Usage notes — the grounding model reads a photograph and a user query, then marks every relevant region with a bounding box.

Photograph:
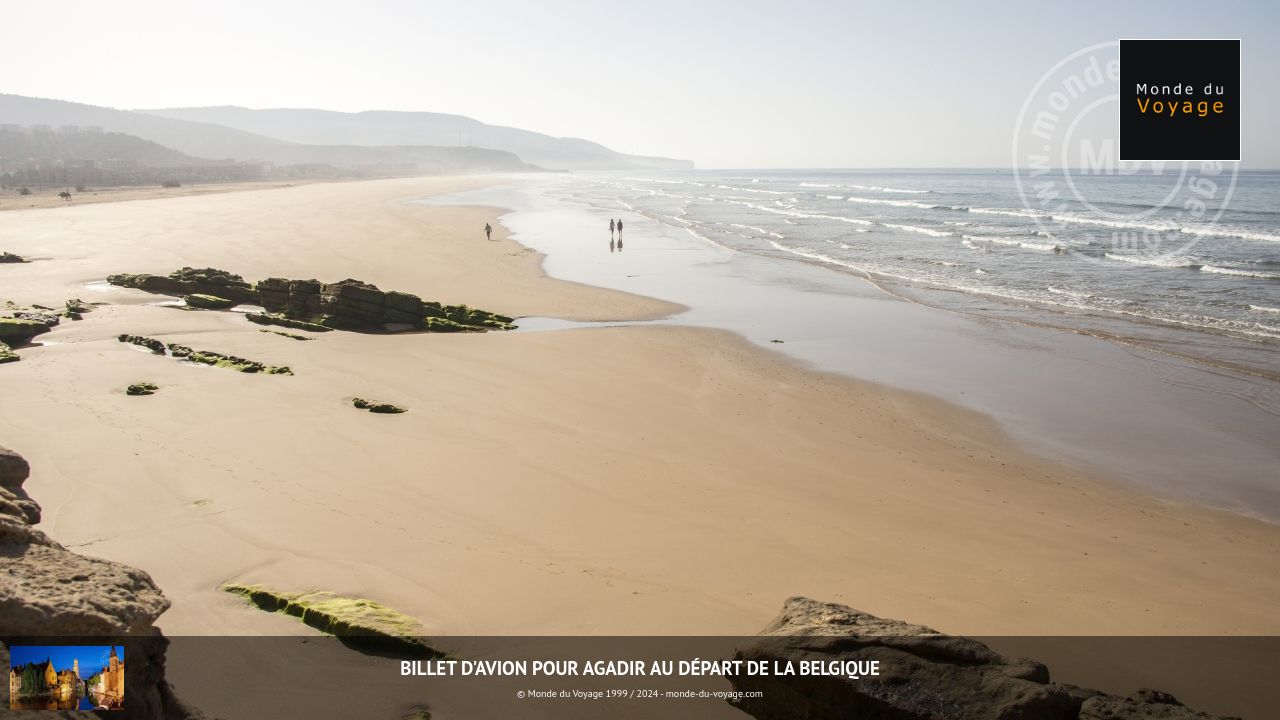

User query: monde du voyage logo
[1121,39,1241,161]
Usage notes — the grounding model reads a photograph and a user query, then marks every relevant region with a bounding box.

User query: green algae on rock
[0,341,17,364]
[245,312,333,333]
[222,583,441,657]
[0,251,27,263]
[353,397,408,414]
[183,293,238,310]
[166,343,292,375]
[126,382,159,396]
[0,317,51,346]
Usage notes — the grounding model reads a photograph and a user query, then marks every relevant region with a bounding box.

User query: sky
[2,0,1277,168]
[10,645,118,677]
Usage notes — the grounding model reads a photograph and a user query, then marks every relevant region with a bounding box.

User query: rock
[183,293,238,310]
[245,311,333,333]
[0,340,17,364]
[353,397,408,414]
[108,266,258,304]
[0,486,40,524]
[65,297,92,314]
[119,333,168,354]
[127,382,160,396]
[0,317,51,346]
[166,343,292,375]
[0,444,207,719]
[1079,691,1239,719]
[0,250,27,263]
[11,310,60,327]
[222,583,441,657]
[728,598,1237,720]
[259,328,313,341]
[0,515,170,636]
[111,266,515,333]
[0,443,31,489]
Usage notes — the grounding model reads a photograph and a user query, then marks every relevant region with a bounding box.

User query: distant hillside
[0,94,536,173]
[0,128,201,165]
[137,106,694,171]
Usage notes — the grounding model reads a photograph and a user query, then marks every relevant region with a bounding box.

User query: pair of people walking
[609,218,624,238]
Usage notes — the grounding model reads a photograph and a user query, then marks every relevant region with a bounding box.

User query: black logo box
[1120,39,1240,161]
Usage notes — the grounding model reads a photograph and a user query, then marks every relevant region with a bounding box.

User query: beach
[2,173,1279,647]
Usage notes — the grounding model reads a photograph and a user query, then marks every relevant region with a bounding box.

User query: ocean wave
[1201,265,1280,279]
[730,200,874,225]
[964,235,1063,252]
[943,221,974,226]
[1249,305,1280,314]
[1104,253,1200,268]
[724,222,784,239]
[846,196,939,209]
[960,206,1280,244]
[883,223,952,237]
[824,195,845,200]
[850,184,930,194]
[799,182,835,188]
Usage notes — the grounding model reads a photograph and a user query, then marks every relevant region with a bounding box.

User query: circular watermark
[1012,41,1238,263]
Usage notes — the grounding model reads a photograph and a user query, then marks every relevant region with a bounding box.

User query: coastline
[1,174,1278,640]
[438,175,1280,523]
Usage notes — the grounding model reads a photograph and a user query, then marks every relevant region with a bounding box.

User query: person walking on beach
[484,222,493,240]
[609,218,615,238]
[616,218,624,238]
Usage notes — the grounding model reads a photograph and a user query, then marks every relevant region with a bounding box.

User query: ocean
[556,169,1280,383]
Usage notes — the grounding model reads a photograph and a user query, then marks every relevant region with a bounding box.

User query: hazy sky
[3,0,1277,167]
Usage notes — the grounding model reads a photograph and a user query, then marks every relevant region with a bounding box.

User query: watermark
[1011,41,1238,263]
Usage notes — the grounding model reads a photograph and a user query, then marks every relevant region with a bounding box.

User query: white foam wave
[1201,265,1280,279]
[883,223,952,237]
[850,184,930,194]
[1104,253,1199,268]
[1249,305,1280,314]
[846,196,938,209]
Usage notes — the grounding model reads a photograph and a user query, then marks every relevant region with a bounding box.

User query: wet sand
[0,174,1277,642]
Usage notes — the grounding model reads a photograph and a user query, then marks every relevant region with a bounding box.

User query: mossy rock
[166,343,292,375]
[259,329,312,341]
[184,293,238,310]
[222,583,441,657]
[0,317,51,345]
[118,333,167,354]
[0,251,27,264]
[126,382,159,396]
[0,341,17,364]
[245,312,333,333]
[353,397,407,414]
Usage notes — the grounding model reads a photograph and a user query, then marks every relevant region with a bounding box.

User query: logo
[1012,41,1239,264]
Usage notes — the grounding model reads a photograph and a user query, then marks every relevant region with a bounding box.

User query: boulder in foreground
[728,597,1239,720]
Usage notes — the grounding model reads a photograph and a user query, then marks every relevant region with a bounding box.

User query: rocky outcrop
[257,276,514,332]
[353,397,408,414]
[0,250,27,263]
[0,340,17,363]
[728,597,1239,720]
[107,267,258,305]
[107,266,515,333]
[167,343,292,375]
[119,333,168,354]
[0,317,51,346]
[0,444,207,719]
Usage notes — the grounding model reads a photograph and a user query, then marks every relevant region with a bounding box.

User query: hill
[0,94,536,174]
[137,105,693,171]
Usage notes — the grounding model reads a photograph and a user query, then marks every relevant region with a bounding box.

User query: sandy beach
[2,174,1278,643]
